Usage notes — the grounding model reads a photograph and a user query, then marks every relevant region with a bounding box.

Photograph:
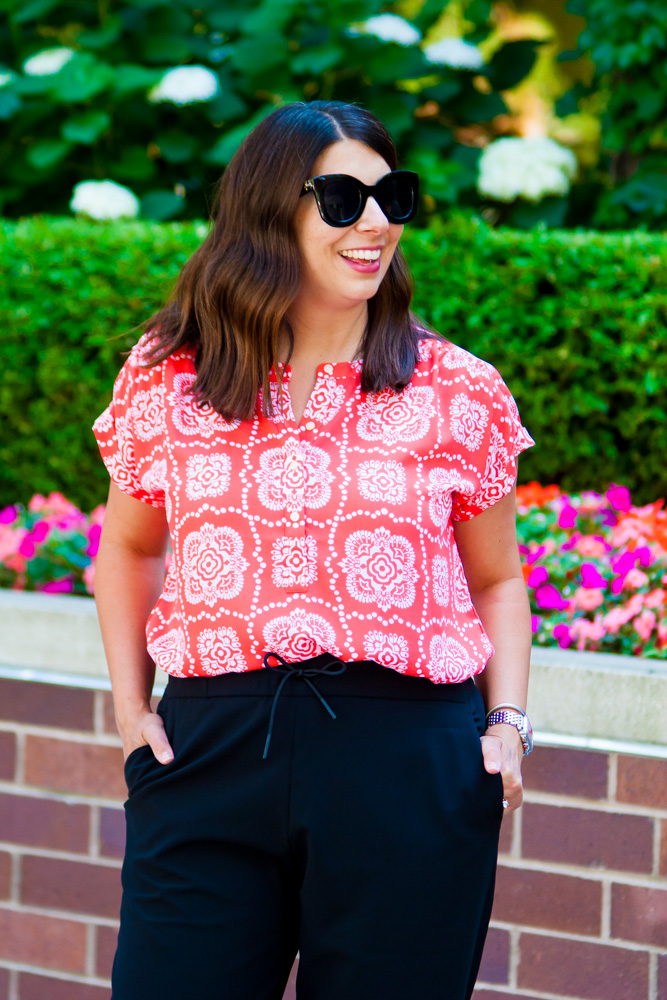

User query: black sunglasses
[301,170,419,227]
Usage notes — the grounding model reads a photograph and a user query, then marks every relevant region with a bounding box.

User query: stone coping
[1,588,665,748]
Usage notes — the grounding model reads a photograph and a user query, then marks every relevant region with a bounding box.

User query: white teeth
[340,249,381,261]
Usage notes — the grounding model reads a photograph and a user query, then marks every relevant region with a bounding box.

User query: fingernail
[488,762,500,772]
[159,752,173,764]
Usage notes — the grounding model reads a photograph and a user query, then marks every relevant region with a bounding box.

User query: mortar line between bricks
[0,721,122,747]
[14,730,24,785]
[89,803,100,859]
[85,921,96,979]
[512,801,522,860]
[0,960,110,989]
[652,816,662,877]
[474,984,595,1000]
[508,924,520,989]
[8,967,18,1000]
[0,782,126,808]
[0,841,123,866]
[488,919,667,954]
[608,751,618,800]
[497,856,667,886]
[9,850,20,904]
[649,950,657,1000]
[523,790,667,818]
[600,878,611,939]
[0,899,121,927]
[93,689,106,736]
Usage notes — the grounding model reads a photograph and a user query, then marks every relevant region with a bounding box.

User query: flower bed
[1,486,666,657]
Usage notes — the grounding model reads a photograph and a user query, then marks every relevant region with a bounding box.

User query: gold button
[305,421,315,431]
[290,511,300,521]
[323,364,333,374]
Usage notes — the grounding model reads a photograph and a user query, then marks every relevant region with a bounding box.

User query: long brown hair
[141,100,432,420]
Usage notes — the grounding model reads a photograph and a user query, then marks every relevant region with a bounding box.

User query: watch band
[485,708,533,756]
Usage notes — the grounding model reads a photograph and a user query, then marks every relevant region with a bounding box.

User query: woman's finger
[480,733,523,811]
[143,715,174,764]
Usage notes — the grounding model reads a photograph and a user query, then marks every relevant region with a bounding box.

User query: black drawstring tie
[262,652,347,759]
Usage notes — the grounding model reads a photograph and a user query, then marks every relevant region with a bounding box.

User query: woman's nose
[357,196,389,232]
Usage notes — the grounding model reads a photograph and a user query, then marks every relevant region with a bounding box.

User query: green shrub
[1,215,665,510]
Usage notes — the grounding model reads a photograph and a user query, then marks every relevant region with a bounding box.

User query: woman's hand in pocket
[480,723,524,812]
[119,708,174,765]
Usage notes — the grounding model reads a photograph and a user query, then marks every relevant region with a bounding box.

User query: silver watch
[485,708,533,756]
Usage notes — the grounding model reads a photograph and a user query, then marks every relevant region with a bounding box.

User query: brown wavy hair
[141,100,433,421]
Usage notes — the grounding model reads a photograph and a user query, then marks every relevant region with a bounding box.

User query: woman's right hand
[119,709,174,764]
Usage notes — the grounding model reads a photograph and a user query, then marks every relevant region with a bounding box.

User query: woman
[93,100,534,1000]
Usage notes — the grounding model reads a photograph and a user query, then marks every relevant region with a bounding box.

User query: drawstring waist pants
[112,656,504,1000]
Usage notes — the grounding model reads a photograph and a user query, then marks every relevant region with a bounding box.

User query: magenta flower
[31,520,50,543]
[553,623,573,648]
[535,584,570,611]
[86,523,102,558]
[580,562,606,589]
[558,503,577,529]
[0,505,17,525]
[41,578,74,594]
[18,537,36,559]
[531,615,542,634]
[606,484,632,512]
[527,566,548,588]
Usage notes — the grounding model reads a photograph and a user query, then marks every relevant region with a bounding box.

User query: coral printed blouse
[93,334,534,683]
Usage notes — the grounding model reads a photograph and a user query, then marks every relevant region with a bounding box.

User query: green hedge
[1,215,665,511]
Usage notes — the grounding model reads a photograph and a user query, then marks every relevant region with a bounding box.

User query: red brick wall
[0,674,665,1000]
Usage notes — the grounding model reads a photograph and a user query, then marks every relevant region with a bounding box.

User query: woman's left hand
[481,723,524,813]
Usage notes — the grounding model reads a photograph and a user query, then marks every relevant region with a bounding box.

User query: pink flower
[18,537,35,559]
[572,618,606,650]
[602,607,629,633]
[576,535,609,559]
[89,504,106,526]
[580,562,606,589]
[645,589,666,609]
[527,566,548,588]
[575,587,605,611]
[535,584,570,611]
[633,609,656,642]
[624,567,649,590]
[558,502,577,529]
[606,484,632,512]
[0,525,24,561]
[27,494,47,512]
[553,623,573,648]
[31,520,50,543]
[83,562,95,595]
[531,615,542,634]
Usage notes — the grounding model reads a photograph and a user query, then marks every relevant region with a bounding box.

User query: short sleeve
[443,354,535,522]
[92,343,167,508]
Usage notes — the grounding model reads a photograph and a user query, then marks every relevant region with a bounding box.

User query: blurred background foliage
[1,0,665,229]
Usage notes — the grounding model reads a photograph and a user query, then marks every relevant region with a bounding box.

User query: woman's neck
[281,301,368,367]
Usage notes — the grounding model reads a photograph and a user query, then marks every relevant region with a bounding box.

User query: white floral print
[342,527,419,612]
[449,394,489,451]
[357,460,407,505]
[263,610,340,660]
[196,627,247,674]
[363,631,410,671]
[357,385,436,444]
[182,523,249,606]
[272,536,317,589]
[185,453,231,500]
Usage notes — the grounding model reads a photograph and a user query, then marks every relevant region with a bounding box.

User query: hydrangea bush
[2,486,665,659]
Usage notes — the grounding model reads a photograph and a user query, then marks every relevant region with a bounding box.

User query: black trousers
[112,656,503,1000]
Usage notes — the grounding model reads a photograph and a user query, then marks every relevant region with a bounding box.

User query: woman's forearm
[469,575,532,712]
[94,538,166,733]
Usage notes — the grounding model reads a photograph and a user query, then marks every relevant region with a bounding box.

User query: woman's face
[292,138,403,311]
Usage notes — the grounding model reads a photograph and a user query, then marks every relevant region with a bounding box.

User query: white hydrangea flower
[423,37,484,70]
[477,137,578,203]
[0,70,14,87]
[148,66,220,105]
[70,180,140,220]
[350,14,421,46]
[23,47,75,76]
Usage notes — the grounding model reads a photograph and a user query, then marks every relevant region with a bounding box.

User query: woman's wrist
[484,722,524,753]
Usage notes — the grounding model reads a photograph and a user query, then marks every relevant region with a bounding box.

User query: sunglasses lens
[321,180,362,224]
[380,174,415,222]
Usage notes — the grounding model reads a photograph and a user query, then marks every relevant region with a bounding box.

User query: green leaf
[422,77,462,105]
[366,91,417,140]
[204,89,247,123]
[508,196,569,229]
[52,53,115,103]
[485,39,540,91]
[142,34,194,64]
[76,15,123,49]
[155,130,198,163]
[112,64,162,97]
[9,0,59,23]
[291,44,344,75]
[457,88,506,122]
[230,37,289,75]
[364,44,429,84]
[203,105,274,165]
[26,140,71,169]
[242,0,300,35]
[139,190,185,220]
[0,89,21,119]
[110,146,156,181]
[61,110,111,144]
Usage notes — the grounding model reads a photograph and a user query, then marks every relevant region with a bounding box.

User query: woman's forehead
[310,138,391,183]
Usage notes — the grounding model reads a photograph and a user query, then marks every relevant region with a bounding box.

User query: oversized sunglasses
[301,170,419,227]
